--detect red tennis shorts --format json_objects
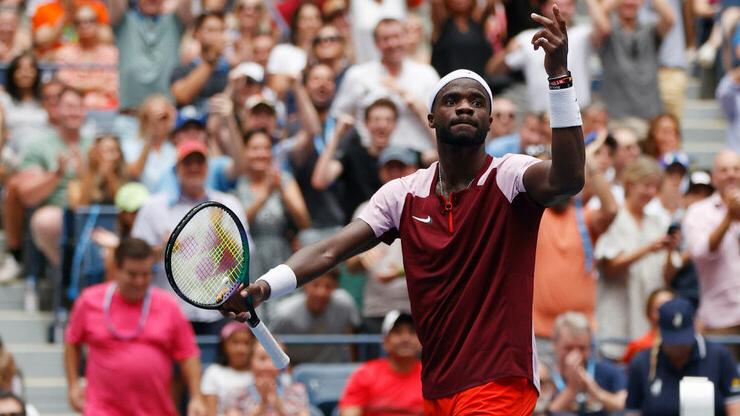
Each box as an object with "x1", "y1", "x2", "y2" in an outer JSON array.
[{"x1": 423, "y1": 377, "x2": 538, "y2": 415}]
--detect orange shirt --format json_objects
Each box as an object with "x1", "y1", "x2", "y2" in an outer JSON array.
[
  {"x1": 533, "y1": 205, "x2": 598, "y2": 338},
  {"x1": 622, "y1": 329, "x2": 657, "y2": 363},
  {"x1": 32, "y1": 0, "x2": 109, "y2": 46}
]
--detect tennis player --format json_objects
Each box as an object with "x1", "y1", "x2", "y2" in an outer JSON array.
[{"x1": 223, "y1": 5, "x2": 584, "y2": 413}]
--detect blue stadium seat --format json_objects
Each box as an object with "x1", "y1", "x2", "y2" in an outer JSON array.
[{"x1": 292, "y1": 363, "x2": 360, "y2": 415}]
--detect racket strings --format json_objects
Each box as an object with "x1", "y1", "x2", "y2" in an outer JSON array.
[{"x1": 170, "y1": 206, "x2": 245, "y2": 306}]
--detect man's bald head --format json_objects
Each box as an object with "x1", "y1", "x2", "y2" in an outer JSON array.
[{"x1": 712, "y1": 149, "x2": 740, "y2": 194}]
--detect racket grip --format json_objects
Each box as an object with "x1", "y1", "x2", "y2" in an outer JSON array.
[{"x1": 250, "y1": 321, "x2": 290, "y2": 370}]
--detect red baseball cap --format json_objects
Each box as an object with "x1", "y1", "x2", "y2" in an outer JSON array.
[{"x1": 176, "y1": 139, "x2": 208, "y2": 163}]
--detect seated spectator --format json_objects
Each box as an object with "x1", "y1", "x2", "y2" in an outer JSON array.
[
  {"x1": 547, "y1": 312, "x2": 627, "y2": 415},
  {"x1": 171, "y1": 12, "x2": 228, "y2": 110},
  {"x1": 231, "y1": 343, "x2": 309, "y2": 415},
  {"x1": 271, "y1": 268, "x2": 361, "y2": 364},
  {"x1": 67, "y1": 134, "x2": 126, "y2": 208},
  {"x1": 594, "y1": 0, "x2": 675, "y2": 123},
  {"x1": 338, "y1": 311, "x2": 423, "y2": 416},
  {"x1": 235, "y1": 128, "x2": 310, "y2": 281},
  {"x1": 486, "y1": 97, "x2": 518, "y2": 142},
  {"x1": 0, "y1": 6, "x2": 31, "y2": 66},
  {"x1": 0, "y1": 52, "x2": 48, "y2": 149},
  {"x1": 485, "y1": 112, "x2": 543, "y2": 158},
  {"x1": 202, "y1": 322, "x2": 255, "y2": 416},
  {"x1": 645, "y1": 114, "x2": 682, "y2": 160},
  {"x1": 717, "y1": 60, "x2": 740, "y2": 152},
  {"x1": 622, "y1": 288, "x2": 675, "y2": 363},
  {"x1": 595, "y1": 156, "x2": 671, "y2": 359},
  {"x1": 53, "y1": 5, "x2": 118, "y2": 111},
  {"x1": 682, "y1": 150, "x2": 740, "y2": 360},
  {"x1": 122, "y1": 94, "x2": 176, "y2": 192},
  {"x1": 31, "y1": 0, "x2": 111, "y2": 56},
  {"x1": 625, "y1": 297, "x2": 740, "y2": 416},
  {"x1": 312, "y1": 98, "x2": 396, "y2": 222},
  {"x1": 64, "y1": 238, "x2": 206, "y2": 415}
]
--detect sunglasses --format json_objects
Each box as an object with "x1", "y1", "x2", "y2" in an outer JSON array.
[
  {"x1": 492, "y1": 111, "x2": 515, "y2": 119},
  {"x1": 313, "y1": 35, "x2": 342, "y2": 45}
]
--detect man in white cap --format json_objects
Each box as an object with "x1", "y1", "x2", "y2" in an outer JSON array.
[{"x1": 223, "y1": 4, "x2": 585, "y2": 413}]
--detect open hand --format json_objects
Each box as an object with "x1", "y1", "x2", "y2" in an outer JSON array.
[{"x1": 530, "y1": 4, "x2": 569, "y2": 78}]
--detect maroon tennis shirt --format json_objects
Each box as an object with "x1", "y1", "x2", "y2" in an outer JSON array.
[{"x1": 358, "y1": 154, "x2": 545, "y2": 399}]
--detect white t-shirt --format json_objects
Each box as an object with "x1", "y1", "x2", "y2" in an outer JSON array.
[
  {"x1": 505, "y1": 24, "x2": 594, "y2": 112},
  {"x1": 201, "y1": 364, "x2": 254, "y2": 416}
]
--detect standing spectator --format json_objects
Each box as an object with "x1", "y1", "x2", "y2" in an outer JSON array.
[
  {"x1": 349, "y1": 0, "x2": 408, "y2": 64},
  {"x1": 0, "y1": 6, "x2": 31, "y2": 66},
  {"x1": 251, "y1": 33, "x2": 275, "y2": 69},
  {"x1": 547, "y1": 312, "x2": 627, "y2": 415},
  {"x1": 644, "y1": 114, "x2": 682, "y2": 160},
  {"x1": 67, "y1": 134, "x2": 126, "y2": 207},
  {"x1": 131, "y1": 139, "x2": 248, "y2": 334},
  {"x1": 331, "y1": 18, "x2": 439, "y2": 154},
  {"x1": 622, "y1": 288, "x2": 675, "y2": 363},
  {"x1": 54, "y1": 5, "x2": 119, "y2": 111},
  {"x1": 594, "y1": 156, "x2": 672, "y2": 358},
  {"x1": 271, "y1": 268, "x2": 361, "y2": 364},
  {"x1": 404, "y1": 13, "x2": 431, "y2": 64},
  {"x1": 171, "y1": 12, "x2": 227, "y2": 109},
  {"x1": 717, "y1": 63, "x2": 740, "y2": 152},
  {"x1": 593, "y1": 0, "x2": 675, "y2": 122},
  {"x1": 625, "y1": 297, "x2": 740, "y2": 416},
  {"x1": 64, "y1": 238, "x2": 206, "y2": 415},
  {"x1": 338, "y1": 311, "x2": 424, "y2": 416},
  {"x1": 313, "y1": 98, "x2": 394, "y2": 222},
  {"x1": 646, "y1": 152, "x2": 690, "y2": 223},
  {"x1": 311, "y1": 25, "x2": 350, "y2": 87},
  {"x1": 111, "y1": 0, "x2": 192, "y2": 111},
  {"x1": 682, "y1": 149, "x2": 740, "y2": 359},
  {"x1": 0, "y1": 52, "x2": 48, "y2": 149},
  {"x1": 236, "y1": 128, "x2": 310, "y2": 282},
  {"x1": 31, "y1": 0, "x2": 110, "y2": 55},
  {"x1": 588, "y1": 126, "x2": 642, "y2": 208},
  {"x1": 201, "y1": 322, "x2": 255, "y2": 416},
  {"x1": 225, "y1": 0, "x2": 271, "y2": 66}
]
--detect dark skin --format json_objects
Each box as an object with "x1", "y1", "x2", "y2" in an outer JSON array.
[{"x1": 221, "y1": 4, "x2": 584, "y2": 320}]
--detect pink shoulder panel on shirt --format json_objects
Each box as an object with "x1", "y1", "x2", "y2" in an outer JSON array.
[{"x1": 485, "y1": 154, "x2": 542, "y2": 203}]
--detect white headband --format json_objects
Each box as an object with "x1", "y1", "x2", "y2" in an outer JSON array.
[{"x1": 428, "y1": 69, "x2": 493, "y2": 113}]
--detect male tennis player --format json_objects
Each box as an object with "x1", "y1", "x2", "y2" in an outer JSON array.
[{"x1": 223, "y1": 5, "x2": 584, "y2": 413}]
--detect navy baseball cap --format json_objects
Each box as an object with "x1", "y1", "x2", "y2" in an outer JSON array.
[
  {"x1": 660, "y1": 152, "x2": 690, "y2": 171},
  {"x1": 174, "y1": 106, "x2": 207, "y2": 132},
  {"x1": 658, "y1": 297, "x2": 696, "y2": 345}
]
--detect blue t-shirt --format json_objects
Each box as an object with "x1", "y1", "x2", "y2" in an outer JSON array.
[
  {"x1": 626, "y1": 337, "x2": 740, "y2": 416},
  {"x1": 485, "y1": 134, "x2": 520, "y2": 157},
  {"x1": 551, "y1": 358, "x2": 627, "y2": 415}
]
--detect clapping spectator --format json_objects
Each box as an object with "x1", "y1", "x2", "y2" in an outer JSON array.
[
  {"x1": 225, "y1": 0, "x2": 271, "y2": 66},
  {"x1": 54, "y1": 5, "x2": 119, "y2": 111},
  {"x1": 67, "y1": 134, "x2": 126, "y2": 208}
]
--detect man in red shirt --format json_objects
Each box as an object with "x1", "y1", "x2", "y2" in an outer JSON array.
[
  {"x1": 339, "y1": 311, "x2": 423, "y2": 415},
  {"x1": 223, "y1": 5, "x2": 584, "y2": 414}
]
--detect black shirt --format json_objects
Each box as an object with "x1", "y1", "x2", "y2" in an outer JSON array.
[
  {"x1": 170, "y1": 57, "x2": 229, "y2": 109},
  {"x1": 336, "y1": 129, "x2": 382, "y2": 223},
  {"x1": 431, "y1": 18, "x2": 493, "y2": 79}
]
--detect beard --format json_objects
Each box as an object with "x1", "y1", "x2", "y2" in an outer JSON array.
[{"x1": 436, "y1": 123, "x2": 487, "y2": 148}]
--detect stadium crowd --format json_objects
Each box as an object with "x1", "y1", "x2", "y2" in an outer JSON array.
[{"x1": 0, "y1": 0, "x2": 738, "y2": 414}]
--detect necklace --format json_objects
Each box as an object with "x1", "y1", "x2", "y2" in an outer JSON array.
[
  {"x1": 437, "y1": 164, "x2": 476, "y2": 196},
  {"x1": 103, "y1": 283, "x2": 152, "y2": 341}
]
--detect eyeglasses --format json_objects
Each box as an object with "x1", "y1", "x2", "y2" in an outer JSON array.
[
  {"x1": 313, "y1": 35, "x2": 342, "y2": 45},
  {"x1": 492, "y1": 111, "x2": 515, "y2": 119}
]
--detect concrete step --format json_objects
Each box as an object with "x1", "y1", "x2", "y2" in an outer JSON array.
[
  {"x1": 0, "y1": 311, "x2": 53, "y2": 343},
  {"x1": 7, "y1": 343, "x2": 65, "y2": 378},
  {"x1": 683, "y1": 99, "x2": 724, "y2": 120},
  {"x1": 0, "y1": 281, "x2": 25, "y2": 310},
  {"x1": 24, "y1": 377, "x2": 75, "y2": 414}
]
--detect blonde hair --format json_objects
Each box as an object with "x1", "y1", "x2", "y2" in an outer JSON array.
[
  {"x1": 553, "y1": 311, "x2": 591, "y2": 341},
  {"x1": 622, "y1": 156, "x2": 664, "y2": 195}
]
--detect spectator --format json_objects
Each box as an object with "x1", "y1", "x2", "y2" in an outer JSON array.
[
  {"x1": 682, "y1": 149, "x2": 740, "y2": 359},
  {"x1": 251, "y1": 33, "x2": 275, "y2": 69},
  {"x1": 31, "y1": 0, "x2": 110, "y2": 55},
  {"x1": 171, "y1": 12, "x2": 228, "y2": 109},
  {"x1": 201, "y1": 322, "x2": 255, "y2": 416},
  {"x1": 311, "y1": 25, "x2": 350, "y2": 87},
  {"x1": 588, "y1": 126, "x2": 642, "y2": 208},
  {"x1": 0, "y1": 391, "x2": 35, "y2": 416},
  {"x1": 349, "y1": 0, "x2": 408, "y2": 64},
  {"x1": 645, "y1": 114, "x2": 682, "y2": 160},
  {"x1": 594, "y1": 0, "x2": 675, "y2": 122},
  {"x1": 338, "y1": 310, "x2": 423, "y2": 416},
  {"x1": 331, "y1": 18, "x2": 439, "y2": 154},
  {"x1": 485, "y1": 112, "x2": 544, "y2": 157},
  {"x1": 581, "y1": 102, "x2": 610, "y2": 137},
  {"x1": 0, "y1": 339, "x2": 19, "y2": 395},
  {"x1": 67, "y1": 134, "x2": 126, "y2": 207},
  {"x1": 232, "y1": 343, "x2": 309, "y2": 415},
  {"x1": 547, "y1": 312, "x2": 627, "y2": 415},
  {"x1": 131, "y1": 138, "x2": 248, "y2": 334},
  {"x1": 225, "y1": 0, "x2": 271, "y2": 66},
  {"x1": 496, "y1": 0, "x2": 601, "y2": 111},
  {"x1": 64, "y1": 238, "x2": 206, "y2": 415},
  {"x1": 54, "y1": 5, "x2": 119, "y2": 111},
  {"x1": 111, "y1": 0, "x2": 192, "y2": 111},
  {"x1": 0, "y1": 52, "x2": 48, "y2": 148},
  {"x1": 716, "y1": 62, "x2": 740, "y2": 152},
  {"x1": 122, "y1": 94, "x2": 176, "y2": 192},
  {"x1": 16, "y1": 87, "x2": 89, "y2": 266},
  {"x1": 313, "y1": 98, "x2": 395, "y2": 223},
  {"x1": 0, "y1": 6, "x2": 30, "y2": 65},
  {"x1": 533, "y1": 136, "x2": 619, "y2": 360},
  {"x1": 227, "y1": 62, "x2": 266, "y2": 114},
  {"x1": 646, "y1": 152, "x2": 690, "y2": 223},
  {"x1": 236, "y1": 128, "x2": 309, "y2": 282},
  {"x1": 487, "y1": 96, "x2": 518, "y2": 142},
  {"x1": 594, "y1": 156, "x2": 671, "y2": 358},
  {"x1": 271, "y1": 268, "x2": 361, "y2": 364},
  {"x1": 430, "y1": 0, "x2": 493, "y2": 82},
  {"x1": 622, "y1": 287, "x2": 675, "y2": 363},
  {"x1": 404, "y1": 13, "x2": 431, "y2": 64},
  {"x1": 625, "y1": 297, "x2": 740, "y2": 416}
]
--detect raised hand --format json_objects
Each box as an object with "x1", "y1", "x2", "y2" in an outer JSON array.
[{"x1": 530, "y1": 4, "x2": 569, "y2": 78}]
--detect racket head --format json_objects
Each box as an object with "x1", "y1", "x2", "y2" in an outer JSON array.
[{"x1": 165, "y1": 201, "x2": 250, "y2": 309}]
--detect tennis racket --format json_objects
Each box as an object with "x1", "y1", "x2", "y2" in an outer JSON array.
[{"x1": 164, "y1": 201, "x2": 290, "y2": 369}]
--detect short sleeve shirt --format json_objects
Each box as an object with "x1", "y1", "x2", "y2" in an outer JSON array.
[
  {"x1": 357, "y1": 154, "x2": 544, "y2": 399},
  {"x1": 170, "y1": 58, "x2": 229, "y2": 110},
  {"x1": 339, "y1": 358, "x2": 423, "y2": 415},
  {"x1": 550, "y1": 359, "x2": 627, "y2": 415}
]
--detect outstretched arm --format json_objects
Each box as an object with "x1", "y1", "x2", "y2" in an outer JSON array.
[{"x1": 522, "y1": 5, "x2": 585, "y2": 206}]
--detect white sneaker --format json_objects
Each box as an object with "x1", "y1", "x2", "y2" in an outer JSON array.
[{"x1": 0, "y1": 256, "x2": 21, "y2": 283}]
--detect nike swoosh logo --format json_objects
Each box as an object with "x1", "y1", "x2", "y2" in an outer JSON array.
[{"x1": 412, "y1": 215, "x2": 432, "y2": 224}]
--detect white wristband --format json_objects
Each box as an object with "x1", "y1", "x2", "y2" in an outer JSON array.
[
  {"x1": 549, "y1": 86, "x2": 582, "y2": 129},
  {"x1": 256, "y1": 264, "x2": 297, "y2": 300}
]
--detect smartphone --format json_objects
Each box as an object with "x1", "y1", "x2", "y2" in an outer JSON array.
[{"x1": 667, "y1": 223, "x2": 681, "y2": 236}]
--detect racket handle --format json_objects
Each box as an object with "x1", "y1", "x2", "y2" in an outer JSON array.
[{"x1": 250, "y1": 321, "x2": 290, "y2": 370}]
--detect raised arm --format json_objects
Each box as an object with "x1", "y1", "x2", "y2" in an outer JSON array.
[
  {"x1": 585, "y1": 0, "x2": 613, "y2": 47},
  {"x1": 653, "y1": 0, "x2": 676, "y2": 38},
  {"x1": 310, "y1": 116, "x2": 353, "y2": 190},
  {"x1": 522, "y1": 6, "x2": 585, "y2": 206},
  {"x1": 109, "y1": 0, "x2": 129, "y2": 26}
]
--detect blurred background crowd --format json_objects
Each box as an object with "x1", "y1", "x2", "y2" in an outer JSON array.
[{"x1": 0, "y1": 0, "x2": 738, "y2": 414}]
